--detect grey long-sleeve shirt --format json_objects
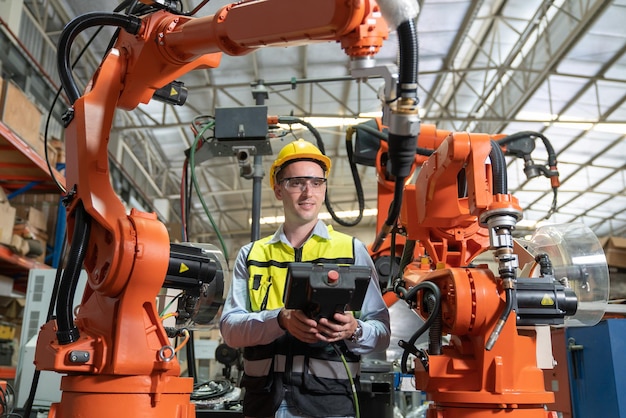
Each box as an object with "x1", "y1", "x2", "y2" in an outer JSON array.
[{"x1": 219, "y1": 220, "x2": 391, "y2": 355}]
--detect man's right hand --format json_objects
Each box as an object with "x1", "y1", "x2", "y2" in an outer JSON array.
[{"x1": 278, "y1": 308, "x2": 320, "y2": 344}]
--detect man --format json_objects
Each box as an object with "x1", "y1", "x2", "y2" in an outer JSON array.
[{"x1": 220, "y1": 139, "x2": 391, "y2": 418}]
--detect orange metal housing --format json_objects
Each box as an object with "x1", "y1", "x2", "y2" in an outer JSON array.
[{"x1": 408, "y1": 268, "x2": 555, "y2": 417}]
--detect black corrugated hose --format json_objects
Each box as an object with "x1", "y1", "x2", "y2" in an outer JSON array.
[{"x1": 57, "y1": 12, "x2": 142, "y2": 104}]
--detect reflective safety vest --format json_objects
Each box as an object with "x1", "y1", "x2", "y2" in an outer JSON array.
[
  {"x1": 241, "y1": 225, "x2": 361, "y2": 417},
  {"x1": 247, "y1": 225, "x2": 356, "y2": 312}
]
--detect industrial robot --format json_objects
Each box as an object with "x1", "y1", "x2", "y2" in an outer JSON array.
[
  {"x1": 33, "y1": 0, "x2": 419, "y2": 417},
  {"x1": 356, "y1": 109, "x2": 609, "y2": 417},
  {"x1": 32, "y1": 0, "x2": 608, "y2": 417}
]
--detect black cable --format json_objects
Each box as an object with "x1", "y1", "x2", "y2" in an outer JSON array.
[
  {"x1": 330, "y1": 343, "x2": 360, "y2": 418},
  {"x1": 497, "y1": 131, "x2": 557, "y2": 167},
  {"x1": 392, "y1": 239, "x2": 416, "y2": 292},
  {"x1": 45, "y1": 0, "x2": 142, "y2": 193},
  {"x1": 485, "y1": 288, "x2": 514, "y2": 351},
  {"x1": 370, "y1": 176, "x2": 405, "y2": 253},
  {"x1": 396, "y1": 19, "x2": 418, "y2": 98},
  {"x1": 186, "y1": 0, "x2": 211, "y2": 16},
  {"x1": 44, "y1": 23, "x2": 106, "y2": 193},
  {"x1": 398, "y1": 281, "x2": 441, "y2": 374},
  {"x1": 57, "y1": 12, "x2": 142, "y2": 104},
  {"x1": 21, "y1": 369, "x2": 41, "y2": 418},
  {"x1": 496, "y1": 131, "x2": 559, "y2": 219},
  {"x1": 190, "y1": 379, "x2": 233, "y2": 401},
  {"x1": 186, "y1": 329, "x2": 197, "y2": 383},
  {"x1": 56, "y1": 202, "x2": 91, "y2": 345},
  {"x1": 21, "y1": 238, "x2": 69, "y2": 418},
  {"x1": 490, "y1": 139, "x2": 508, "y2": 194},
  {"x1": 325, "y1": 129, "x2": 365, "y2": 227},
  {"x1": 1, "y1": 382, "x2": 17, "y2": 417}
]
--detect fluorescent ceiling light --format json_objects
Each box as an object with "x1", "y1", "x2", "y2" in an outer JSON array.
[{"x1": 517, "y1": 111, "x2": 626, "y2": 134}]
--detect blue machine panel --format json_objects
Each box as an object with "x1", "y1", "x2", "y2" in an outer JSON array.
[{"x1": 566, "y1": 319, "x2": 626, "y2": 418}]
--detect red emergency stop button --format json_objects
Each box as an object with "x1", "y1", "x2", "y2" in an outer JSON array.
[{"x1": 327, "y1": 269, "x2": 339, "y2": 284}]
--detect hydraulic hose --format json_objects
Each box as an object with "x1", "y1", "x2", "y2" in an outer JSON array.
[
  {"x1": 58, "y1": 12, "x2": 142, "y2": 104},
  {"x1": 490, "y1": 139, "x2": 508, "y2": 194},
  {"x1": 333, "y1": 127, "x2": 365, "y2": 227},
  {"x1": 398, "y1": 239, "x2": 416, "y2": 273},
  {"x1": 426, "y1": 292, "x2": 442, "y2": 356},
  {"x1": 483, "y1": 141, "x2": 515, "y2": 350},
  {"x1": 485, "y1": 288, "x2": 514, "y2": 351},
  {"x1": 373, "y1": 2, "x2": 420, "y2": 250},
  {"x1": 56, "y1": 202, "x2": 92, "y2": 345},
  {"x1": 496, "y1": 131, "x2": 560, "y2": 218},
  {"x1": 497, "y1": 131, "x2": 557, "y2": 168},
  {"x1": 398, "y1": 281, "x2": 441, "y2": 374},
  {"x1": 396, "y1": 19, "x2": 418, "y2": 98},
  {"x1": 371, "y1": 176, "x2": 405, "y2": 252}
]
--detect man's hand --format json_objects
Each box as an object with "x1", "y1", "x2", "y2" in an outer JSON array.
[
  {"x1": 278, "y1": 308, "x2": 320, "y2": 344},
  {"x1": 317, "y1": 312, "x2": 358, "y2": 343},
  {"x1": 279, "y1": 309, "x2": 359, "y2": 344}
]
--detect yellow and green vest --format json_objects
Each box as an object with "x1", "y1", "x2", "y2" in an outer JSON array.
[
  {"x1": 246, "y1": 225, "x2": 356, "y2": 312},
  {"x1": 241, "y1": 225, "x2": 361, "y2": 418}
]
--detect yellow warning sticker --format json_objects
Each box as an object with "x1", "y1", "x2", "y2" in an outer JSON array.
[
  {"x1": 170, "y1": 87, "x2": 178, "y2": 96},
  {"x1": 179, "y1": 263, "x2": 189, "y2": 274},
  {"x1": 541, "y1": 294, "x2": 554, "y2": 306}
]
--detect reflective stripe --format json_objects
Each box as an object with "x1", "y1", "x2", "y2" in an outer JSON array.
[
  {"x1": 306, "y1": 356, "x2": 360, "y2": 379},
  {"x1": 243, "y1": 357, "x2": 273, "y2": 377},
  {"x1": 244, "y1": 355, "x2": 360, "y2": 379}
]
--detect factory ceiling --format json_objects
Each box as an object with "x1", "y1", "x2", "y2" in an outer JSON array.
[{"x1": 7, "y1": 0, "x2": 626, "y2": 263}]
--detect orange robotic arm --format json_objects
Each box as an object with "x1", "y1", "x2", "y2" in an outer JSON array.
[
  {"x1": 390, "y1": 130, "x2": 576, "y2": 417},
  {"x1": 33, "y1": 2, "x2": 412, "y2": 418}
]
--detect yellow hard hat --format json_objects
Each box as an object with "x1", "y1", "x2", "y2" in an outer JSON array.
[{"x1": 269, "y1": 139, "x2": 332, "y2": 188}]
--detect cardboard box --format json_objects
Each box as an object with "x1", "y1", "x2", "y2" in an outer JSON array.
[
  {"x1": 8, "y1": 234, "x2": 25, "y2": 255},
  {"x1": 0, "y1": 276, "x2": 13, "y2": 298},
  {"x1": 601, "y1": 236, "x2": 626, "y2": 269},
  {"x1": 0, "y1": 81, "x2": 43, "y2": 157},
  {"x1": 12, "y1": 193, "x2": 60, "y2": 236},
  {"x1": 0, "y1": 203, "x2": 16, "y2": 245},
  {"x1": 608, "y1": 267, "x2": 626, "y2": 300},
  {"x1": 0, "y1": 322, "x2": 16, "y2": 340},
  {"x1": 23, "y1": 236, "x2": 47, "y2": 262},
  {"x1": 14, "y1": 206, "x2": 47, "y2": 233},
  {"x1": 49, "y1": 138, "x2": 65, "y2": 165},
  {"x1": 0, "y1": 297, "x2": 24, "y2": 322},
  {"x1": 12, "y1": 223, "x2": 47, "y2": 262}
]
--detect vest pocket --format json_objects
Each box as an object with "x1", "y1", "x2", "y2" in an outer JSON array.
[
  {"x1": 240, "y1": 372, "x2": 284, "y2": 417},
  {"x1": 249, "y1": 275, "x2": 272, "y2": 311},
  {"x1": 300, "y1": 354, "x2": 353, "y2": 395},
  {"x1": 240, "y1": 372, "x2": 273, "y2": 393}
]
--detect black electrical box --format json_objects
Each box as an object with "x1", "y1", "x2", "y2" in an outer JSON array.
[
  {"x1": 215, "y1": 106, "x2": 268, "y2": 140},
  {"x1": 284, "y1": 263, "x2": 370, "y2": 320}
]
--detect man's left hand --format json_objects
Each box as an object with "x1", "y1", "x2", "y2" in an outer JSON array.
[{"x1": 317, "y1": 312, "x2": 358, "y2": 343}]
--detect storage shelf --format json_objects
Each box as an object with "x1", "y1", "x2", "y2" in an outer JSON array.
[
  {"x1": 0, "y1": 245, "x2": 49, "y2": 271},
  {"x1": 0, "y1": 120, "x2": 62, "y2": 290},
  {"x1": 0, "y1": 244, "x2": 50, "y2": 292},
  {"x1": 0, "y1": 121, "x2": 65, "y2": 194}
]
